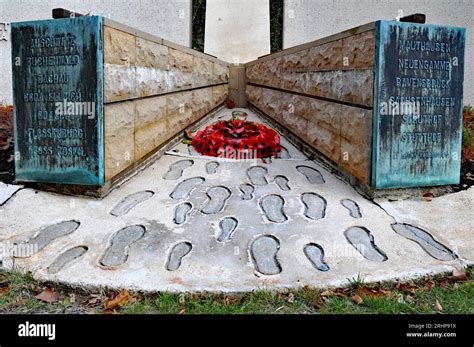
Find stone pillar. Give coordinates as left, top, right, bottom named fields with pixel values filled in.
left=228, top=65, right=247, bottom=108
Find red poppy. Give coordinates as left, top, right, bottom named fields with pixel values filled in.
left=192, top=119, right=281, bottom=159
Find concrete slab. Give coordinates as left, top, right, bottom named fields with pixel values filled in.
left=0, top=108, right=469, bottom=293
left=0, top=183, right=22, bottom=206
left=376, top=188, right=474, bottom=265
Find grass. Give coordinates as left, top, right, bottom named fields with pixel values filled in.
left=0, top=267, right=472, bottom=314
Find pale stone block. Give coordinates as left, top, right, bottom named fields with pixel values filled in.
left=134, top=119, right=169, bottom=160
left=212, top=85, right=228, bottom=106
left=167, top=68, right=193, bottom=92
left=193, top=57, right=213, bottom=87
left=307, top=40, right=343, bottom=71
left=135, top=66, right=167, bottom=97
left=104, top=101, right=135, bottom=180
left=104, top=26, right=136, bottom=66
left=167, top=91, right=193, bottom=132
left=342, top=30, right=375, bottom=69
left=136, top=37, right=168, bottom=68
left=134, top=95, right=167, bottom=130
left=213, top=63, right=229, bottom=84
left=169, top=48, right=193, bottom=72
left=192, top=88, right=213, bottom=118
left=305, top=120, right=340, bottom=161
left=339, top=138, right=371, bottom=184
left=104, top=64, right=137, bottom=103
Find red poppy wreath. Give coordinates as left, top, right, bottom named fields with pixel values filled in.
left=192, top=118, right=282, bottom=159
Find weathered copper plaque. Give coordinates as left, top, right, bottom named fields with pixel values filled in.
left=373, top=21, right=465, bottom=188
left=12, top=16, right=104, bottom=185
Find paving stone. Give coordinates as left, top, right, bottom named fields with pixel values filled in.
left=0, top=183, right=22, bottom=206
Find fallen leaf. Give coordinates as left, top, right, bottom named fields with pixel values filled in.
left=425, top=280, right=435, bottom=291
left=0, top=285, right=10, bottom=297
left=352, top=294, right=363, bottom=305
left=83, top=295, right=101, bottom=307
left=104, top=291, right=131, bottom=310
left=448, top=269, right=468, bottom=282
left=439, top=281, right=449, bottom=287
left=422, top=193, right=433, bottom=201
left=320, top=290, right=334, bottom=297
left=34, top=288, right=59, bottom=303
left=434, top=299, right=443, bottom=312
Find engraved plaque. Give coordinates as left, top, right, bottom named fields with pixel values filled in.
left=11, top=16, right=104, bottom=185
left=373, top=21, right=465, bottom=189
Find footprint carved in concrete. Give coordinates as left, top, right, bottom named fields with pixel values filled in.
left=206, top=161, right=220, bottom=174
left=47, top=246, right=88, bottom=274
left=163, top=160, right=194, bottom=180
left=304, top=243, right=330, bottom=272
left=301, top=193, right=326, bottom=220
left=100, top=225, right=146, bottom=267
left=296, top=165, right=325, bottom=184
left=201, top=186, right=231, bottom=214
left=247, top=166, right=268, bottom=185
left=166, top=241, right=192, bottom=271
left=110, top=191, right=154, bottom=216
left=250, top=235, right=282, bottom=275
left=391, top=223, right=456, bottom=261
left=276, top=146, right=290, bottom=159
left=173, top=202, right=192, bottom=225
left=345, top=226, right=388, bottom=262
left=341, top=199, right=362, bottom=218
left=274, top=175, right=290, bottom=191
left=239, top=183, right=254, bottom=200
left=217, top=217, right=238, bottom=242
left=260, top=194, right=288, bottom=223
left=170, top=177, right=205, bottom=199
left=16, top=220, right=80, bottom=257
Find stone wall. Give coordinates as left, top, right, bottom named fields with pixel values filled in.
left=103, top=19, right=229, bottom=181
left=0, top=0, right=193, bottom=105
left=283, top=0, right=473, bottom=105
left=245, top=24, right=375, bottom=184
